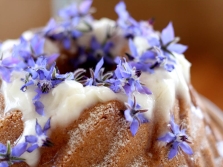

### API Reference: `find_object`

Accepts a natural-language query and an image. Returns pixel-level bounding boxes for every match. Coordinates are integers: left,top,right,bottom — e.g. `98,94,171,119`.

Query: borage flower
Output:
158,116,193,159
89,36,114,64
127,39,175,72
0,56,21,82
148,47,175,72
0,141,27,167
33,68,63,115
44,0,94,50
149,22,188,57
13,35,45,60
21,62,64,115
45,20,82,50
127,39,155,73
124,96,149,136
59,0,93,20
25,118,52,153
85,58,112,86
109,58,151,95
115,1,139,38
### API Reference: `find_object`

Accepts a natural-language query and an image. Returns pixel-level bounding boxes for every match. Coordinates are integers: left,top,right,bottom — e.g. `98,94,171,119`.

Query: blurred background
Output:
0,0,222,110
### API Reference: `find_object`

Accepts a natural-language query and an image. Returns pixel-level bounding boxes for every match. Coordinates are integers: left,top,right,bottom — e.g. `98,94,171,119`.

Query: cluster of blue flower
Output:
0,1,192,166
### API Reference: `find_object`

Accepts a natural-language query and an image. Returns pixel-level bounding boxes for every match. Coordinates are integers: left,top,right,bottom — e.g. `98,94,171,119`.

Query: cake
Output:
0,1,223,167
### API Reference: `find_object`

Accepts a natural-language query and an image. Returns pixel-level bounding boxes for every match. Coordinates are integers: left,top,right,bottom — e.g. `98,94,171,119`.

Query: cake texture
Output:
0,1,223,167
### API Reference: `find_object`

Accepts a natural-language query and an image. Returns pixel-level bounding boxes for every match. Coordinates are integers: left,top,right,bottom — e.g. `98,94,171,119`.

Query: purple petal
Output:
72,30,82,39
79,0,92,15
47,54,59,65
148,37,160,47
164,64,175,72
27,69,38,79
27,144,39,153
124,109,133,122
168,142,179,159
167,43,188,54
59,4,77,19
31,35,45,56
1,56,20,66
19,51,31,61
37,69,45,80
63,38,71,50
33,89,42,101
35,119,43,136
20,80,34,92
43,118,51,133
128,39,138,57
130,119,139,136
46,63,55,80
94,58,104,78
141,85,152,95
140,51,156,61
51,79,63,87
11,142,27,157
44,18,57,34
91,36,100,50
170,116,180,134
26,57,36,68
179,142,193,155
123,84,132,95
0,162,8,167
103,41,113,53
25,135,38,143
158,132,175,143
0,143,6,153
85,78,93,86
137,113,149,123
34,101,45,116
0,67,11,83
36,56,47,67
161,22,174,46
115,1,128,20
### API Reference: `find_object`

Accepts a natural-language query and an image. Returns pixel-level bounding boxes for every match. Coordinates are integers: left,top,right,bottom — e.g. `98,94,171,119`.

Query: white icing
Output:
191,105,203,119
140,54,191,122
216,141,223,157
0,39,19,59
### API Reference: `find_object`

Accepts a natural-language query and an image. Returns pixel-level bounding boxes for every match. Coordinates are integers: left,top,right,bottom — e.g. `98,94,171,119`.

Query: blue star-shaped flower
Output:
44,16,82,50
115,1,140,38
0,56,21,82
109,58,151,95
149,22,188,56
13,35,45,60
124,96,149,136
90,36,114,64
158,116,193,159
25,118,52,153
21,62,63,116
127,39,175,73
85,58,112,86
127,39,156,73
47,20,82,50
0,141,27,167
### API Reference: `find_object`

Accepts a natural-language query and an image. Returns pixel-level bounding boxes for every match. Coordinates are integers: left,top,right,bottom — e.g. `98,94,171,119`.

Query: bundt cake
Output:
0,1,223,166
